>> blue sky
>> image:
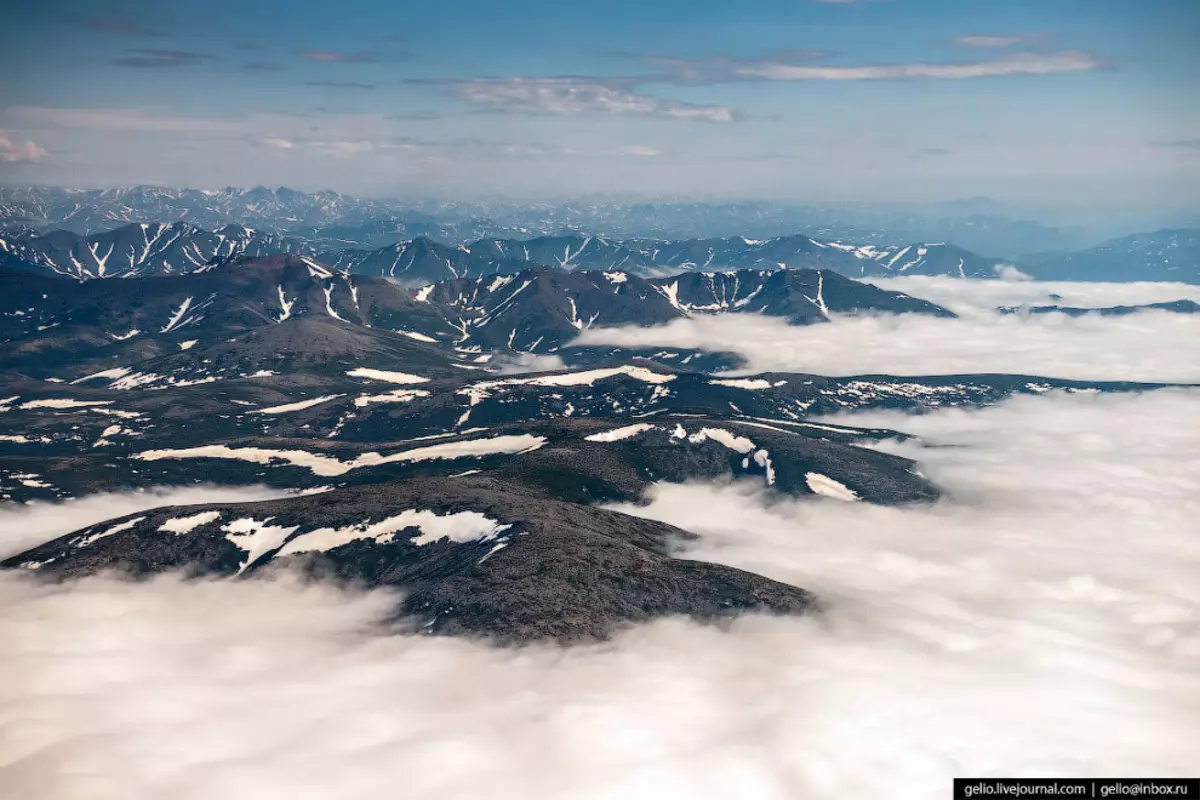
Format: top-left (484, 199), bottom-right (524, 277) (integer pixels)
top-left (0, 0), bottom-right (1197, 209)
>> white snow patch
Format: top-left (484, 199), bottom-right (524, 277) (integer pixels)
top-left (159, 511), bottom-right (223, 535)
top-left (160, 297), bottom-right (194, 333)
top-left (250, 395), bottom-right (344, 415)
top-left (75, 517), bottom-right (146, 548)
top-left (353, 389), bottom-right (431, 407)
top-left (710, 378), bottom-right (776, 390)
top-left (346, 368), bottom-right (430, 385)
top-left (400, 330), bottom-right (438, 343)
top-left (276, 510), bottom-right (511, 557)
top-left (72, 367), bottom-right (132, 384)
top-left (585, 424), bottom-right (657, 443)
top-left (134, 435), bottom-right (547, 477)
top-left (804, 472), bottom-right (860, 502)
top-left (21, 399), bottom-right (113, 410)
top-left (221, 517), bottom-right (299, 574)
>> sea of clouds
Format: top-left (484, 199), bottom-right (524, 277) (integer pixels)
top-left (573, 278), bottom-right (1200, 382)
top-left (1, 388), bottom-right (1196, 799)
top-left (2, 277), bottom-right (1199, 798)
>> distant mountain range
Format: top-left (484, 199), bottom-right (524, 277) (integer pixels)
top-left (1022, 229), bottom-right (1200, 283)
top-left (1, 186), bottom-right (1195, 283)
top-left (0, 222), bottom-right (1007, 283)
top-left (0, 184), bottom-right (1109, 257)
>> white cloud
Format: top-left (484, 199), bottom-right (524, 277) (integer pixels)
top-left (0, 130), bottom-right (46, 162)
top-left (954, 35), bottom-right (1025, 48)
top-left (260, 136), bottom-right (296, 149)
top-left (451, 78), bottom-right (734, 122)
top-left (1, 391), bottom-right (1196, 797)
top-left (612, 145), bottom-right (663, 157)
top-left (731, 51), bottom-right (1100, 81)
top-left (310, 140), bottom-right (374, 158)
top-left (0, 485), bottom-right (290, 559)
top-left (575, 279), bottom-right (1200, 382)
top-left (868, 276), bottom-right (1200, 314)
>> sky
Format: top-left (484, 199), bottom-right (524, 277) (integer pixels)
top-left (0, 0), bottom-right (1198, 208)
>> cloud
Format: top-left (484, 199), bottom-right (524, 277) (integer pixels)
top-left (301, 50), bottom-right (377, 63)
top-left (954, 35), bottom-right (1025, 48)
top-left (652, 50), bottom-right (1101, 83)
top-left (1154, 138), bottom-right (1200, 150)
top-left (243, 61), bottom-right (284, 72)
top-left (574, 278), bottom-right (1200, 382)
top-left (612, 145), bottom-right (663, 157)
top-left (111, 49), bottom-right (210, 68)
top-left (0, 485), bottom-right (290, 559)
top-left (259, 137), bottom-right (296, 149)
top-left (446, 78), bottom-right (735, 122)
top-left (310, 140), bottom-right (375, 158)
top-left (305, 81), bottom-right (377, 90)
top-left (0, 130), bottom-right (46, 163)
top-left (1, 390), bottom-right (1196, 797)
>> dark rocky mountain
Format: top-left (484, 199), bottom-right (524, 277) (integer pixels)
top-left (0, 255), bottom-right (468, 380)
top-left (399, 266), bottom-right (953, 354)
top-left (1022, 229), bottom-right (1200, 283)
top-left (4, 218), bottom-right (1009, 284)
top-left (998, 299), bottom-right (1200, 317)
top-left (0, 255), bottom-right (954, 379)
top-left (0, 221), bottom-right (313, 279)
top-left (333, 233), bottom-right (1005, 283)
top-left (3, 472), bottom-right (820, 643)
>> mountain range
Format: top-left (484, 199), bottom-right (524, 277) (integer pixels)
top-left (0, 185), bottom-right (1105, 255)
top-left (1, 252), bottom-right (1169, 639)
top-left (0, 221), bottom-right (1008, 282)
top-left (1022, 229), bottom-right (1200, 283)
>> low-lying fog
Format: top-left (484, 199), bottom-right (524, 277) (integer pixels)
top-left (574, 278), bottom-right (1200, 382)
top-left (2, 388), bottom-right (1196, 799)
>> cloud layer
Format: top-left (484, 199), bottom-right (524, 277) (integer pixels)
top-left (575, 278), bottom-right (1200, 382)
top-left (1, 390), bottom-right (1196, 797)
top-left (448, 78), bottom-right (734, 122)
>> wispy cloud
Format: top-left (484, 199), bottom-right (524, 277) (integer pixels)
top-left (1154, 138), bottom-right (1200, 150)
top-left (445, 78), bottom-right (734, 122)
top-left (954, 35), bottom-right (1025, 48)
top-left (0, 130), bottom-right (46, 163)
top-left (310, 140), bottom-right (375, 158)
top-left (305, 81), bottom-right (377, 90)
top-left (112, 49), bottom-right (210, 69)
top-left (611, 145), bottom-right (664, 157)
top-left (259, 137), bottom-right (296, 150)
top-left (719, 50), bottom-right (1101, 81)
top-left (301, 50), bottom-right (377, 63)
top-left (642, 50), bottom-right (832, 86)
top-left (243, 62), bottom-right (283, 72)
